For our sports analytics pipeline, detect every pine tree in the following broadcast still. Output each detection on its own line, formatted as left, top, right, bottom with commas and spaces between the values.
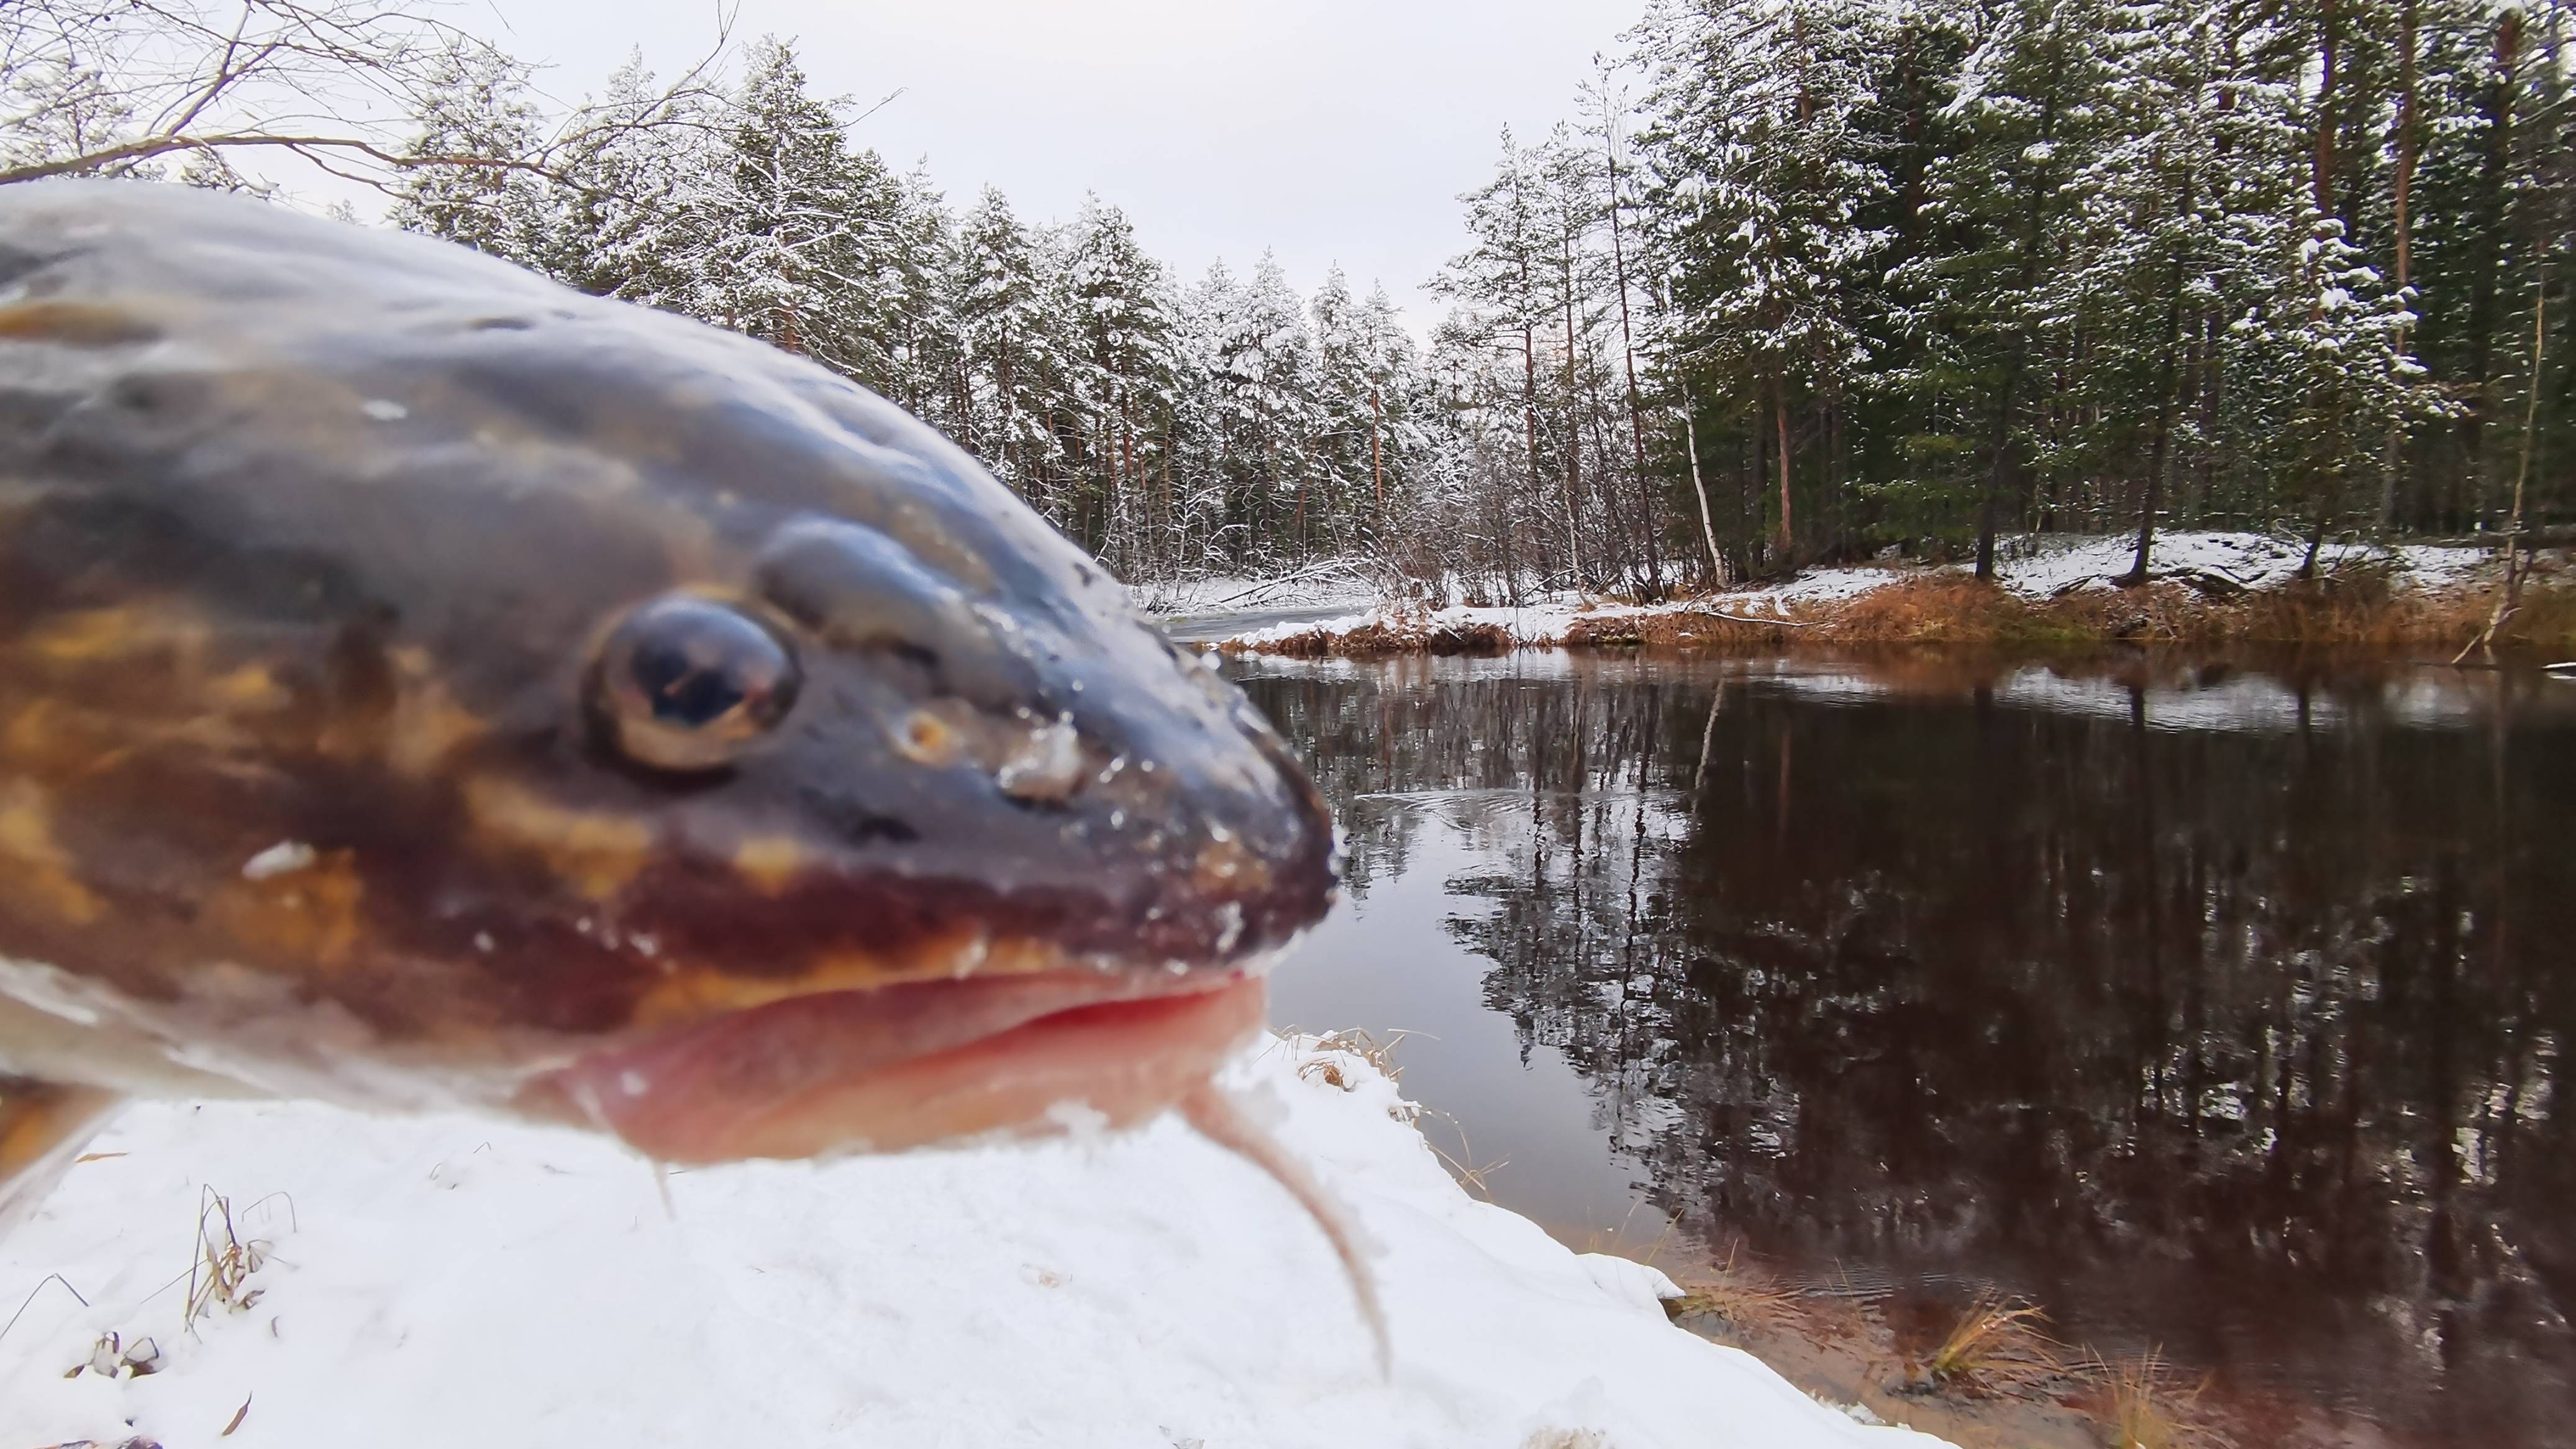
951, 187, 1062, 500
1062, 196, 1180, 570
388, 43, 549, 267
701, 38, 880, 374
1639, 0, 1892, 570
1440, 130, 1567, 580
1892, 0, 2119, 574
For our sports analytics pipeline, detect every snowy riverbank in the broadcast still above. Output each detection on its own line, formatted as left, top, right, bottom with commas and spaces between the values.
1, 1035, 1948, 1449
1211, 531, 2534, 655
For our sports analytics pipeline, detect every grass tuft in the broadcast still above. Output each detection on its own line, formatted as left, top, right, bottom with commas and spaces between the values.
1295, 1026, 1413, 1085
1918, 1288, 2059, 1393
2091, 1349, 2231, 1449
183, 1186, 286, 1332
1659, 1244, 1814, 1337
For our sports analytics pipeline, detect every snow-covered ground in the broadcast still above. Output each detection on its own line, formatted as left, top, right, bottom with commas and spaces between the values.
1131, 564, 1380, 617
1, 1035, 1947, 1449
1213, 533, 2505, 652
1728, 530, 2494, 607
1222, 592, 1709, 652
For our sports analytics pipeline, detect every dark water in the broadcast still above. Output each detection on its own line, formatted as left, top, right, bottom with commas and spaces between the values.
1239, 650, 2576, 1449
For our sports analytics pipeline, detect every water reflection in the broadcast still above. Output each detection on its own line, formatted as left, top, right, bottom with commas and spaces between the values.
1242, 652, 2576, 1449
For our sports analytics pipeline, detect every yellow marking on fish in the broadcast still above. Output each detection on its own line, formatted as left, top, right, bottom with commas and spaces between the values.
894, 708, 965, 768
383, 657, 488, 776
0, 701, 137, 780
624, 928, 1061, 1026
0, 779, 103, 925
25, 608, 145, 662
209, 849, 366, 967
22, 605, 215, 670
206, 665, 293, 713
1, 702, 60, 761
1190, 836, 1272, 896
0, 299, 159, 346
465, 777, 654, 900
732, 836, 809, 896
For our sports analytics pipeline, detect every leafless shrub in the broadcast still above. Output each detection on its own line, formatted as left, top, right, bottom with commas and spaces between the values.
1, 0, 726, 199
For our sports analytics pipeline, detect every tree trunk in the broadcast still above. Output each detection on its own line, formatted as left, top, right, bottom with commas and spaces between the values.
1681, 381, 1725, 588
1522, 319, 1543, 559
2313, 0, 2341, 219
1977, 23, 2068, 582
1370, 383, 1384, 514
1601, 86, 1663, 593
2457, 12, 2524, 529
2128, 244, 2191, 584
2461, 275, 2551, 659
1562, 249, 1585, 588
1773, 386, 1794, 563
2381, 0, 2420, 531
999, 321, 1017, 490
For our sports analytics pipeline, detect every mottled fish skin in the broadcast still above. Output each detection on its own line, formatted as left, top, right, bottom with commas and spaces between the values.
0, 178, 1336, 1123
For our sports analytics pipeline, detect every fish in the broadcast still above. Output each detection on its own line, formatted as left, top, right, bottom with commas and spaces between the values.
0, 178, 1373, 1355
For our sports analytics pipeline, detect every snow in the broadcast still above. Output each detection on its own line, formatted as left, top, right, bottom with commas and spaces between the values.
0, 1035, 1951, 1449
1753, 659, 2508, 733
1721, 566, 1902, 606
1225, 592, 1708, 651
1985, 530, 2490, 598
1757, 532, 2496, 603
1134, 565, 1378, 617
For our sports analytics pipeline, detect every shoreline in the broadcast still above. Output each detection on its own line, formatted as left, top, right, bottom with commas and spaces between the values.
1195, 534, 2573, 660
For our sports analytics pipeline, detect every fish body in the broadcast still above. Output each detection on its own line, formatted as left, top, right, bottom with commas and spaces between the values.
0, 179, 1337, 1202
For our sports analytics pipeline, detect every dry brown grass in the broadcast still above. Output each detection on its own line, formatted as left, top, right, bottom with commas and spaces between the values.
1564, 610, 1811, 649
1244, 616, 1512, 657
1917, 1289, 2061, 1394
1293, 1026, 1413, 1088
1414, 1106, 1508, 1197
1663, 1276, 1816, 1335
184, 1187, 285, 1332
2090, 1350, 2231, 1449
1655, 1243, 1819, 1338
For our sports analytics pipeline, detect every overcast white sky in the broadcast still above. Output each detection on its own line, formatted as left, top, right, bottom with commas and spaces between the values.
458, 0, 1647, 328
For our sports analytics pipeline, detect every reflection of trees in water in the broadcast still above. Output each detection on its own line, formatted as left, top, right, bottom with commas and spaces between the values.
1236, 657, 2576, 1444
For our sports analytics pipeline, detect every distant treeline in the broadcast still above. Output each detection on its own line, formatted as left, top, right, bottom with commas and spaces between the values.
380, 39, 1433, 594
334, 7, 2576, 593
1603, 0, 2574, 587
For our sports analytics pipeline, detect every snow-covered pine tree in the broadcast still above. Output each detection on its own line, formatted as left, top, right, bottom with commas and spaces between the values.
1309, 266, 1381, 557
701, 38, 883, 378
868, 163, 961, 426
1886, 0, 2118, 574
1439, 129, 1567, 583
950, 187, 1064, 503
2046, 0, 2246, 575
530, 52, 724, 313
1535, 126, 1626, 590
1213, 254, 1322, 570
1061, 196, 1180, 574
387, 43, 550, 268
1358, 281, 1434, 529
1637, 0, 1892, 570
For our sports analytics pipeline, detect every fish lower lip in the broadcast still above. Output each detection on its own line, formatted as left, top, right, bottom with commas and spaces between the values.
514, 970, 1267, 1163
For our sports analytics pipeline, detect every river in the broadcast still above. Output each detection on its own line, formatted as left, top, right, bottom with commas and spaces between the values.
1235, 649, 2576, 1449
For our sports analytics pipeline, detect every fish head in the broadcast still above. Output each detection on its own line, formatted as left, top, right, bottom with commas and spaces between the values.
0, 179, 1337, 1161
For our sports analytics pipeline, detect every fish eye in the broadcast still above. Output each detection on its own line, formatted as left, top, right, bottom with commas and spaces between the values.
587, 595, 801, 772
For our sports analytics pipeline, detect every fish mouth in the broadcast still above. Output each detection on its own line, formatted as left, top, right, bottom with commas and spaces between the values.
512, 967, 1268, 1163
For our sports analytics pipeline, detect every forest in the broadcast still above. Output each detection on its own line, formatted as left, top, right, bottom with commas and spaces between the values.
7, 1, 2572, 601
